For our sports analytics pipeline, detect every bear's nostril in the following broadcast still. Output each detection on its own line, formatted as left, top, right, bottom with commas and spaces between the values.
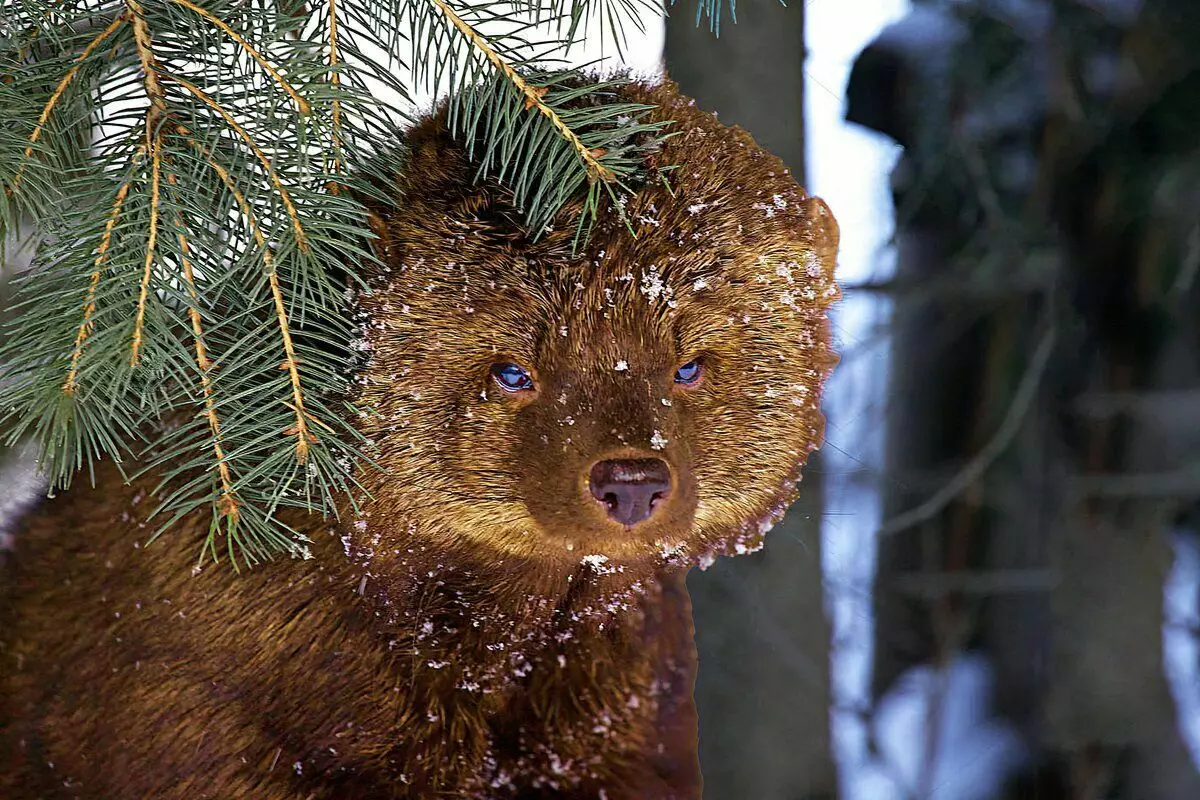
588, 458, 672, 527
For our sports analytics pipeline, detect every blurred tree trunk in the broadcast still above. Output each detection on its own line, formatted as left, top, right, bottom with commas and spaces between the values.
666, 6, 838, 800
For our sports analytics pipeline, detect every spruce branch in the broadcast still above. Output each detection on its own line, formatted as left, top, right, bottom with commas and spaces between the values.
165, 169, 241, 526
428, 0, 614, 183
11, 12, 128, 194
326, 0, 345, 185
166, 0, 311, 115
63, 146, 144, 395
164, 73, 310, 251
129, 129, 162, 367
0, 0, 756, 564
179, 131, 319, 465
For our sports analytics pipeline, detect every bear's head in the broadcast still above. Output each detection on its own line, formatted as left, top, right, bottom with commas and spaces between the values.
352, 80, 838, 580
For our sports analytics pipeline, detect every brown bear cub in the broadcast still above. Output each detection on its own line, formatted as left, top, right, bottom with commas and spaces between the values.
1, 79, 838, 799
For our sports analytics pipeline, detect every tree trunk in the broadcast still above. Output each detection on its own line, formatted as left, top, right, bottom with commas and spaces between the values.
666, 6, 838, 798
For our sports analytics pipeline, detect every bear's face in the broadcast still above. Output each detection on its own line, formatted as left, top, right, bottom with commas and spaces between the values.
354, 81, 838, 575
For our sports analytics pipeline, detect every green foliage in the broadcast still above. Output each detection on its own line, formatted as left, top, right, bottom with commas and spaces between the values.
0, 0, 743, 565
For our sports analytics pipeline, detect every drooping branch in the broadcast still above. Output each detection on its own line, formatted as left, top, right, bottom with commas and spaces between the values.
129, 132, 163, 367
167, 0, 310, 115
183, 132, 318, 463
165, 171, 241, 523
327, 0, 344, 188
428, 0, 615, 183
165, 73, 310, 251
11, 13, 129, 193
127, 0, 167, 116
126, 0, 170, 367
62, 144, 147, 395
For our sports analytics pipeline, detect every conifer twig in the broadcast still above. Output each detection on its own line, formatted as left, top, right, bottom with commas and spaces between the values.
164, 73, 310, 251
126, 0, 171, 367
62, 145, 146, 395
167, 0, 310, 115
11, 13, 129, 193
182, 133, 318, 463
130, 133, 163, 367
165, 172, 240, 523
878, 325, 1058, 538
428, 0, 616, 183
327, 0, 344, 188
128, 0, 167, 115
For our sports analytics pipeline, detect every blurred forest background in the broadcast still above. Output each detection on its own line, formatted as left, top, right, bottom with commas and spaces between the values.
4, 0, 1200, 797
670, 0, 1200, 797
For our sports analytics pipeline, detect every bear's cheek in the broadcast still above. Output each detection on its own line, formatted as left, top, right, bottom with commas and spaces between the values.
445, 396, 529, 495
689, 378, 815, 510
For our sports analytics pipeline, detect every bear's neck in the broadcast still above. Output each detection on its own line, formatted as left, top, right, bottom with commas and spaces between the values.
328, 520, 662, 666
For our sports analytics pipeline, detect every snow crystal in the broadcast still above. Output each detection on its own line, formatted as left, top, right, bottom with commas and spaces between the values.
639, 268, 669, 302
657, 540, 686, 559
613, 360, 629, 372
752, 194, 789, 218
649, 430, 668, 450
692, 277, 709, 291
804, 253, 824, 279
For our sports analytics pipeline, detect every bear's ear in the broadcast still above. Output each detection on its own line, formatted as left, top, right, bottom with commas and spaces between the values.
802, 196, 840, 286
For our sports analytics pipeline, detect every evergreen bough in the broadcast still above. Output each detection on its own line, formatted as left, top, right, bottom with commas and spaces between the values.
0, 0, 743, 566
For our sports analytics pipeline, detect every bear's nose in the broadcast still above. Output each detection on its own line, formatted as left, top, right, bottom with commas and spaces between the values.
588, 458, 672, 527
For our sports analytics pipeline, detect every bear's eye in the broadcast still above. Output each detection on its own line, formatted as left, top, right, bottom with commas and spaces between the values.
674, 359, 702, 386
491, 362, 535, 392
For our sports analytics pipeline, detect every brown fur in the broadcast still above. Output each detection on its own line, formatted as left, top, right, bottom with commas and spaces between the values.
1, 79, 838, 799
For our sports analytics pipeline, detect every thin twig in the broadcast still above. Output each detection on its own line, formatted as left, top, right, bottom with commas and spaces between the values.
164, 73, 310, 251
327, 0, 344, 188
165, 170, 241, 522
126, 0, 171, 367
10, 14, 129, 193
182, 132, 317, 462
167, 0, 310, 114
878, 325, 1058, 538
62, 145, 147, 395
428, 0, 615, 183
130, 133, 163, 366
127, 1, 167, 114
